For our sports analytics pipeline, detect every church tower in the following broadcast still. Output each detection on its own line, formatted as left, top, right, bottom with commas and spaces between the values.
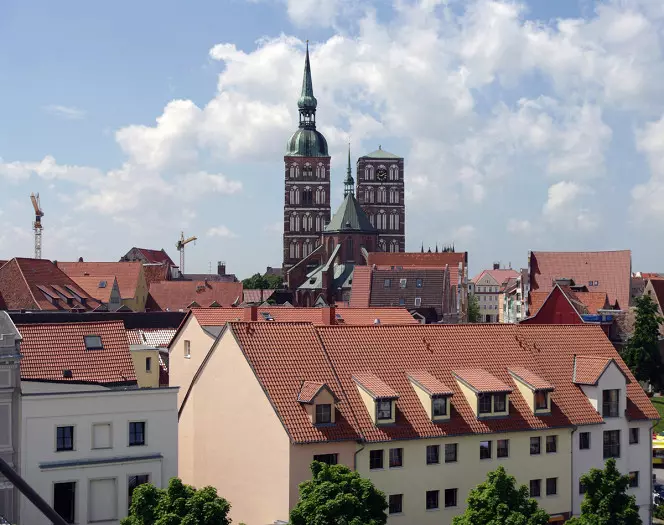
356, 147, 405, 252
283, 42, 331, 273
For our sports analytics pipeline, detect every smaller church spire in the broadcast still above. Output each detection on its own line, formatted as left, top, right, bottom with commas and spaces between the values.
344, 142, 355, 197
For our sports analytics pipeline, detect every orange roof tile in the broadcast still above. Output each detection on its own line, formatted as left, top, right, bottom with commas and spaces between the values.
58, 261, 143, 300
453, 369, 513, 393
148, 281, 243, 311
509, 366, 554, 391
126, 328, 176, 347
349, 266, 372, 307
243, 289, 276, 304
297, 381, 332, 403
407, 371, 454, 396
528, 292, 549, 315
142, 264, 169, 288
17, 320, 137, 385
472, 268, 519, 285
572, 356, 623, 385
529, 250, 630, 309
353, 372, 399, 399
69, 275, 117, 303
368, 252, 466, 272
134, 248, 175, 266
573, 291, 610, 314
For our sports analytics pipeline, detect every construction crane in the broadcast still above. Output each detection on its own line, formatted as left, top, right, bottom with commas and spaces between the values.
30, 193, 44, 259
175, 231, 197, 275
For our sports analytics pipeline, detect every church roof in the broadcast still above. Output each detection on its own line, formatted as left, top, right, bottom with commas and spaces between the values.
325, 194, 377, 233
360, 146, 401, 160
298, 42, 317, 110
286, 128, 329, 157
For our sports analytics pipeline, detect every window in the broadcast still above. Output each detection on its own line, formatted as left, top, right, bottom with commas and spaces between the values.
426, 490, 439, 510
56, 426, 74, 451
92, 423, 112, 449
629, 471, 639, 488
579, 481, 587, 494
603, 429, 620, 459
84, 335, 103, 350
432, 397, 447, 417
480, 440, 492, 460
535, 391, 548, 410
54, 481, 76, 523
315, 404, 332, 424
444, 488, 458, 508
398, 298, 405, 306
129, 422, 145, 446
384, 279, 391, 288
313, 454, 338, 465
389, 494, 403, 514
493, 393, 507, 412
579, 432, 590, 450
497, 439, 509, 458
546, 435, 557, 454
445, 443, 457, 463
128, 475, 150, 509
426, 444, 440, 465
478, 394, 492, 414
145, 356, 151, 372
530, 479, 541, 498
602, 389, 620, 417
629, 427, 639, 445
414, 297, 422, 307
400, 278, 407, 288
530, 436, 541, 455
370, 449, 384, 469
184, 340, 191, 358
89, 478, 117, 522
546, 477, 557, 496
416, 278, 423, 288
389, 448, 403, 468
376, 400, 392, 420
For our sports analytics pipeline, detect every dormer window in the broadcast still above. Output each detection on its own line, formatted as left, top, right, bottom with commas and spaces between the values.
478, 394, 492, 414
535, 391, 549, 410
602, 389, 620, 418
316, 404, 332, 424
408, 371, 454, 422
377, 400, 392, 421
298, 381, 338, 426
509, 367, 555, 415
353, 372, 399, 426
453, 369, 512, 419
432, 397, 447, 417
494, 393, 507, 412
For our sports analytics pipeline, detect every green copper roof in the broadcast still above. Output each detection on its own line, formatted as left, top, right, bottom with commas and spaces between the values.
298, 42, 317, 110
360, 145, 402, 159
325, 193, 377, 233
286, 128, 329, 157
344, 143, 354, 196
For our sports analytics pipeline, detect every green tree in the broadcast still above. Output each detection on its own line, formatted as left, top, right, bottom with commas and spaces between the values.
567, 458, 641, 525
121, 478, 231, 525
290, 461, 387, 525
468, 293, 481, 323
452, 466, 549, 525
241, 273, 283, 290
623, 292, 663, 390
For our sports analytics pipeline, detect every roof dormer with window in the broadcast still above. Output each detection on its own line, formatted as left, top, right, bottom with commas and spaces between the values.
453, 369, 512, 419
573, 356, 629, 418
298, 381, 338, 425
509, 367, 555, 415
353, 372, 398, 425
408, 371, 454, 422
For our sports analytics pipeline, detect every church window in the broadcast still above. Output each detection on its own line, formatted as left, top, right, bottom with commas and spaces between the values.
290, 213, 300, 232
289, 164, 299, 178
376, 211, 387, 230
389, 165, 399, 180
365, 187, 375, 204
328, 238, 335, 253
302, 187, 313, 206
290, 187, 300, 205
303, 213, 313, 232
390, 240, 399, 252
390, 212, 399, 230
316, 163, 325, 179
316, 187, 326, 205
378, 239, 387, 252
365, 165, 374, 181
303, 240, 313, 257
347, 238, 354, 258
289, 241, 300, 259
315, 214, 324, 232
303, 164, 313, 178
368, 213, 375, 226
377, 187, 387, 204
390, 187, 399, 204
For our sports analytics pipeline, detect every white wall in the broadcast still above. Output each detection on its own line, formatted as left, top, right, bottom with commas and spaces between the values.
573, 363, 652, 523
20, 386, 178, 525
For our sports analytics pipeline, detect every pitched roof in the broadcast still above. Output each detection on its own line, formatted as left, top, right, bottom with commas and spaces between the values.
142, 264, 169, 288
68, 275, 117, 303
572, 356, 623, 386
126, 328, 176, 347
349, 266, 372, 307
325, 194, 376, 233
224, 323, 657, 444
297, 381, 334, 403
368, 252, 466, 272
407, 371, 454, 396
649, 279, 664, 309
17, 320, 137, 385
509, 366, 554, 391
134, 248, 175, 266
353, 372, 399, 399
528, 285, 611, 318
360, 147, 402, 159
0, 258, 101, 311
243, 289, 276, 304
57, 261, 143, 300
453, 369, 513, 393
529, 250, 631, 310
473, 268, 519, 285
368, 268, 449, 313
148, 281, 243, 311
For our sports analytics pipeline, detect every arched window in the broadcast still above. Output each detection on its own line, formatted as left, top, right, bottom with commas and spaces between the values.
389, 165, 399, 180
365, 165, 374, 181
377, 187, 387, 203
315, 214, 324, 232
303, 239, 312, 257
290, 186, 299, 205
378, 239, 387, 252
389, 212, 399, 230
389, 187, 399, 204
364, 187, 374, 204
289, 164, 298, 178
290, 213, 300, 232
316, 187, 326, 205
303, 163, 313, 178
368, 212, 374, 226
376, 211, 387, 230
302, 187, 313, 206
316, 163, 325, 179
289, 241, 300, 259
389, 240, 399, 252
303, 213, 313, 232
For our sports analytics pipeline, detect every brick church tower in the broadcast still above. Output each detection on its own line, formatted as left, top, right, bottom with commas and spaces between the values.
282, 42, 331, 273
356, 147, 405, 252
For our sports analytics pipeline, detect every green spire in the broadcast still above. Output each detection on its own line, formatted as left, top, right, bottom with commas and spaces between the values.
344, 142, 354, 196
297, 41, 317, 113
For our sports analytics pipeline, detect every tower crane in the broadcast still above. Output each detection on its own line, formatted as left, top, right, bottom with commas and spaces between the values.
30, 193, 44, 259
175, 231, 197, 276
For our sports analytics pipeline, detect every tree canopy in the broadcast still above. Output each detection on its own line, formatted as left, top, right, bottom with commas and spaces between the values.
452, 466, 549, 525
623, 292, 663, 390
121, 478, 231, 525
290, 461, 387, 525
468, 293, 481, 323
567, 458, 641, 525
241, 272, 283, 291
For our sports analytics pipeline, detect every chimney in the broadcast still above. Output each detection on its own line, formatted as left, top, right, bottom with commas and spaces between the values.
493, 262, 500, 270
78, 256, 84, 262
321, 306, 336, 325
218, 261, 226, 276
243, 305, 258, 322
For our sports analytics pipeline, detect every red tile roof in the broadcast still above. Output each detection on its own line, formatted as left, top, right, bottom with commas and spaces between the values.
529, 250, 631, 309
147, 281, 243, 311
58, 261, 144, 300
453, 369, 513, 393
298, 381, 328, 403
349, 266, 372, 307
0, 258, 101, 311
572, 356, 623, 386
223, 323, 658, 444
368, 252, 466, 272
142, 264, 169, 289
472, 269, 519, 285
571, 291, 610, 314
509, 366, 554, 391
126, 328, 176, 347
648, 279, 664, 310
528, 292, 549, 315
353, 372, 399, 399
135, 248, 175, 266
17, 320, 137, 385
243, 289, 276, 304
407, 371, 454, 396
69, 275, 117, 303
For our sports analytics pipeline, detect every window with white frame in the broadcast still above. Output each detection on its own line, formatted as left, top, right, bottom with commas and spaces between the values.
290, 186, 300, 205
365, 165, 374, 180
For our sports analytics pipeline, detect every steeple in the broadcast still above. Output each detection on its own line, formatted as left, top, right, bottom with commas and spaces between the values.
297, 41, 317, 129
344, 143, 355, 197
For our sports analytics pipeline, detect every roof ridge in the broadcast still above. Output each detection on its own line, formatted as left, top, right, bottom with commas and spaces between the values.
14, 258, 41, 309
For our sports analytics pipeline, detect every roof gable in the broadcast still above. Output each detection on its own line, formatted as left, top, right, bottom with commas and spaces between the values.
360, 147, 402, 159
325, 194, 376, 233
573, 356, 628, 386
148, 281, 243, 311
57, 261, 144, 300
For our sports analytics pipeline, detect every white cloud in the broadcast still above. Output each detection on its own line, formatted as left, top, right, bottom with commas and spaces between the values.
631, 113, 664, 223
543, 181, 598, 232
286, 0, 342, 27
207, 225, 238, 238
506, 219, 533, 235
43, 105, 86, 120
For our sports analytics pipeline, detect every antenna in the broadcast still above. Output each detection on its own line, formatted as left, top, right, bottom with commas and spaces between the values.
175, 231, 197, 275
30, 193, 44, 259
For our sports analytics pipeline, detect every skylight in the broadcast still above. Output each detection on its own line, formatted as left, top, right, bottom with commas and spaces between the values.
84, 335, 103, 350
99, 280, 107, 288
261, 312, 274, 321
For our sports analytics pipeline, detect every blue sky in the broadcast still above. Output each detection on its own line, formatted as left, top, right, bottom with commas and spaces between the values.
1, 0, 664, 278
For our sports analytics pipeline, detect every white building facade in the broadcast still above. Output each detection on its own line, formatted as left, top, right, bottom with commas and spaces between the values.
20, 385, 178, 525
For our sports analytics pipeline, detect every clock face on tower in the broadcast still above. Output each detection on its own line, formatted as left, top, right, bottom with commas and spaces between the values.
377, 168, 387, 181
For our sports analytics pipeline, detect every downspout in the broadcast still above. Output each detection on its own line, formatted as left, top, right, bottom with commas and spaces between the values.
650, 420, 657, 521
354, 442, 365, 471
570, 425, 577, 519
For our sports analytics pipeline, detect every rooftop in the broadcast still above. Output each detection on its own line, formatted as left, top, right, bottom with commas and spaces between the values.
453, 369, 513, 393
367, 251, 466, 270
325, 193, 376, 233
57, 261, 144, 300
147, 281, 243, 311
126, 328, 176, 347
360, 146, 402, 159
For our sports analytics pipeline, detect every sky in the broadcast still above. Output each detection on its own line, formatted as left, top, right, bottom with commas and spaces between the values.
1, 0, 664, 279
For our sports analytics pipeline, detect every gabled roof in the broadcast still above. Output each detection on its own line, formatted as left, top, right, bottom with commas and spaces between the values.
360, 146, 402, 159
573, 356, 627, 386
472, 268, 519, 286
509, 367, 554, 391
17, 320, 137, 385
243, 289, 276, 304
325, 194, 376, 233
367, 252, 467, 272
142, 264, 169, 288
57, 261, 144, 300
126, 328, 176, 347
147, 281, 243, 311
648, 279, 664, 310
297, 381, 338, 404
529, 250, 631, 310
69, 275, 117, 303
527, 285, 612, 319
408, 371, 454, 396
134, 248, 175, 266
453, 369, 513, 393
353, 372, 399, 399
